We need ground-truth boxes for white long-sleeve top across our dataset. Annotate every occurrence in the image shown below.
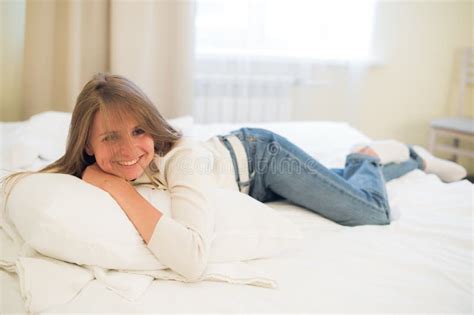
[131,136,238,281]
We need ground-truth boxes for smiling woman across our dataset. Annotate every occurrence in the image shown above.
[3,71,468,287]
[39,73,182,179]
[85,110,155,181]
[4,73,184,248]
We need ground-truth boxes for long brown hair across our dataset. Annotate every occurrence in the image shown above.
[5,73,182,182]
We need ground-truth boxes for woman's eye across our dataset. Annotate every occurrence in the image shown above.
[102,134,118,142]
[133,128,145,136]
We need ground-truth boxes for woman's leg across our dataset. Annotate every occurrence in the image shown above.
[232,128,391,226]
[379,147,424,181]
[339,146,424,182]
[349,143,466,182]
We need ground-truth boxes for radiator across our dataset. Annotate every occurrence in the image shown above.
[193,74,295,123]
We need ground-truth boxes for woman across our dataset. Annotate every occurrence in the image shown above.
[7,73,466,280]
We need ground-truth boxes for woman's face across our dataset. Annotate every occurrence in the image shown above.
[86,110,155,181]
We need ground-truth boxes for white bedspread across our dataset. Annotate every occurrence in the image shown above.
[1,114,472,313]
[0,240,277,313]
[3,171,471,314]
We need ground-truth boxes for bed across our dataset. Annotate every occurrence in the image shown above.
[1,112,472,314]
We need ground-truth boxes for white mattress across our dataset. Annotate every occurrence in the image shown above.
[1,114,472,313]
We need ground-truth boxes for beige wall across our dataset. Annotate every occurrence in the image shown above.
[292,0,473,172]
[1,0,25,121]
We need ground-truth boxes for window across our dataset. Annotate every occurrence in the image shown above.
[195,0,377,61]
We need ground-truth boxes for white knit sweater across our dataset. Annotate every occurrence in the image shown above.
[131,136,238,281]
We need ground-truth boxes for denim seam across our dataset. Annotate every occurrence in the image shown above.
[346,152,381,165]
[374,166,391,217]
[344,158,391,218]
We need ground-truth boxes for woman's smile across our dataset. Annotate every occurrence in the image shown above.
[116,156,141,166]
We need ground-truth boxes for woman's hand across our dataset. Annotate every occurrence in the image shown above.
[82,163,162,244]
[82,163,127,194]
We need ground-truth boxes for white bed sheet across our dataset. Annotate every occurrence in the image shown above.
[1,116,472,313]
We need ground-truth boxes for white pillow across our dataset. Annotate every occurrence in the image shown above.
[6,173,166,270]
[6,173,302,270]
[9,111,71,169]
[211,187,303,262]
[138,185,303,263]
[167,115,194,135]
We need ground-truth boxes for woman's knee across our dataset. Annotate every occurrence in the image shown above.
[339,197,391,226]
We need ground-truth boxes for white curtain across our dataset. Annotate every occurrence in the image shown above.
[193,0,377,124]
[18,0,195,120]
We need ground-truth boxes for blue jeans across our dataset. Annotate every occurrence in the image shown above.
[224,128,424,226]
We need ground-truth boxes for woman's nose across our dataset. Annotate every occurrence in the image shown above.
[117,138,137,156]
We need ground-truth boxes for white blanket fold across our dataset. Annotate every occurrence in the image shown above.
[0,226,277,314]
[15,255,95,313]
[84,265,155,301]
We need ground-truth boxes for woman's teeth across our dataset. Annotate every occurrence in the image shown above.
[117,157,139,166]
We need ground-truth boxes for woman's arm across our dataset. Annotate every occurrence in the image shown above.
[82,146,216,282]
[82,164,162,243]
[145,147,216,281]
